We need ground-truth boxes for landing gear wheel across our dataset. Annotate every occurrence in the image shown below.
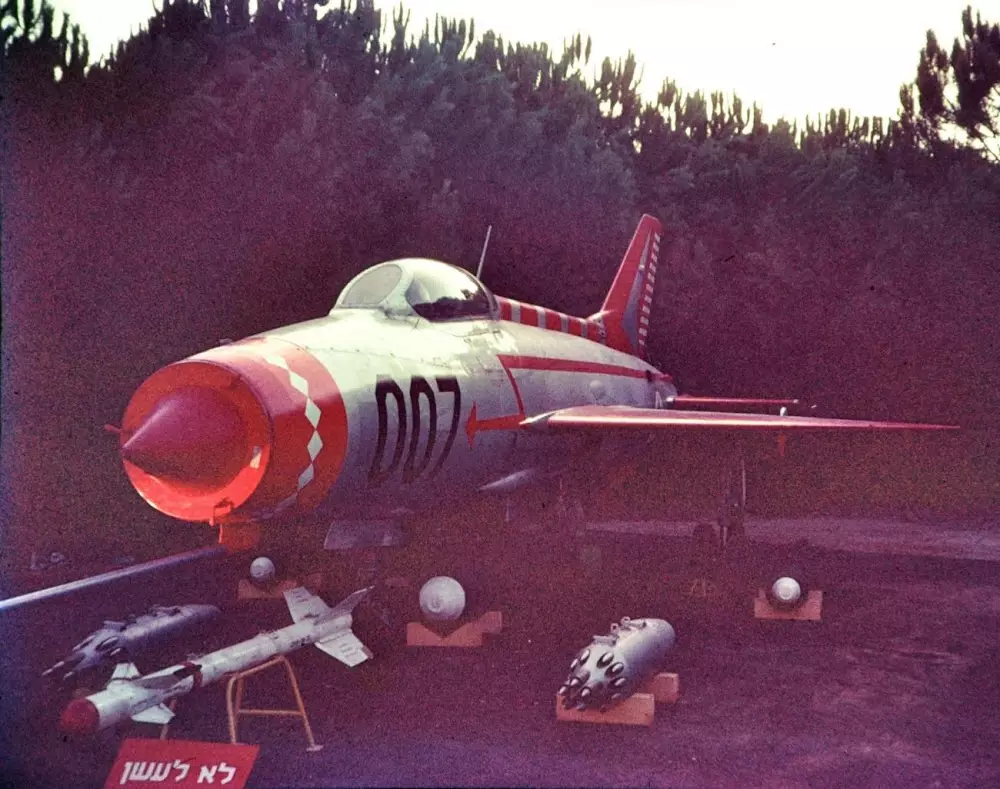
[692,522,720,557]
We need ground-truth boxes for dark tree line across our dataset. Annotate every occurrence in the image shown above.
[2,0,998,561]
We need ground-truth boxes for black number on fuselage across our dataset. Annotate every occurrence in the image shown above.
[369,378,407,485]
[431,376,461,476]
[402,377,437,482]
[369,375,462,485]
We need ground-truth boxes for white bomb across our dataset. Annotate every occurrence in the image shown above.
[418,576,466,621]
[250,556,276,585]
[767,574,809,609]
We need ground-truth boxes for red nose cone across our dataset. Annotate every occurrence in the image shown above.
[59,698,99,735]
[121,387,248,489]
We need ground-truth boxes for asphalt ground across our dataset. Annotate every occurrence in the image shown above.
[3,516,1000,788]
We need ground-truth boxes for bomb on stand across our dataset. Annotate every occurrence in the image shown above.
[559,617,676,712]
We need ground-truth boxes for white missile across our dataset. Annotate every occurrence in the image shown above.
[59,587,372,735]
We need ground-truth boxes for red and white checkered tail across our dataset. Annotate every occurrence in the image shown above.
[588,214,663,359]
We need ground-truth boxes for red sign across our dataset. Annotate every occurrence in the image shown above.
[104,739,259,788]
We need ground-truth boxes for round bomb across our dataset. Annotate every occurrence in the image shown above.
[250,556,277,585]
[765,571,809,610]
[418,576,466,621]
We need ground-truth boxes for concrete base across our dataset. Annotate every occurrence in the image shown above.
[406,611,503,647]
[555,672,680,726]
[754,589,823,621]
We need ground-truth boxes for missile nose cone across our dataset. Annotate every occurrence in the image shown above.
[121,388,248,489]
[59,699,99,735]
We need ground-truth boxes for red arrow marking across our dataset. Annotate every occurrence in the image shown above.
[464,354,668,447]
[465,403,525,447]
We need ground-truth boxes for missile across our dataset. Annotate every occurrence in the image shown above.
[43,604,220,683]
[558,617,676,711]
[59,587,372,735]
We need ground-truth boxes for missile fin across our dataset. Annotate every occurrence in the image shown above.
[284,586,332,623]
[110,662,141,682]
[136,672,184,691]
[315,630,373,667]
[131,703,175,725]
[328,586,374,617]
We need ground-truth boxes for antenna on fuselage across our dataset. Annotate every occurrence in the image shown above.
[476,225,493,281]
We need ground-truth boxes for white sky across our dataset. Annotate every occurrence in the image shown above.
[50,0,1000,124]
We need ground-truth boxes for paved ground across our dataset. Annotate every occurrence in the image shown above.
[3,516,1000,788]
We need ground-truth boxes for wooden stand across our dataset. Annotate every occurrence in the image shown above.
[225,655,322,752]
[555,672,680,726]
[406,611,503,647]
[236,573,324,600]
[754,589,823,621]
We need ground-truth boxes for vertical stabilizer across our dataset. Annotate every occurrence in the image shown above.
[589,214,663,358]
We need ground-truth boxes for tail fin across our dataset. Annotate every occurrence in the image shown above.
[589,214,663,358]
[284,586,332,623]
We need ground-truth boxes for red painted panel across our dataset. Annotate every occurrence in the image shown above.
[104,739,258,789]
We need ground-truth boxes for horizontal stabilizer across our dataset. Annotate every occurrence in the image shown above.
[522,406,958,433]
[131,703,175,725]
[314,630,373,667]
[284,586,331,624]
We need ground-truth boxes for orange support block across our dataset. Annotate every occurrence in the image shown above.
[555,673,680,726]
[237,572,325,600]
[406,611,503,648]
[754,589,823,621]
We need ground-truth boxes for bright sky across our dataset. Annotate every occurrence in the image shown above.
[51,0,1000,124]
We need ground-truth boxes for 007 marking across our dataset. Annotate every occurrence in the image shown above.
[369,376,461,484]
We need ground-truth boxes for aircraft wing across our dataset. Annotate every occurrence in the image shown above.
[521,405,958,433]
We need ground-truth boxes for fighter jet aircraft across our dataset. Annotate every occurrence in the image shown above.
[0,215,956,610]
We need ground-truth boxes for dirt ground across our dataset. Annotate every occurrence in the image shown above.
[3,515,1000,788]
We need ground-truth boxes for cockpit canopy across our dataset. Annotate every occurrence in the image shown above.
[332,258,496,321]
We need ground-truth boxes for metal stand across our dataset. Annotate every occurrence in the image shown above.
[718,449,747,549]
[158,699,178,740]
[225,655,322,752]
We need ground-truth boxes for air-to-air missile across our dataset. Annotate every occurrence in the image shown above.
[558,616,676,711]
[43,604,220,682]
[58,587,371,735]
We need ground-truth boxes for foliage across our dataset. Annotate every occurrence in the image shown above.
[2,0,999,556]
[909,6,1000,162]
